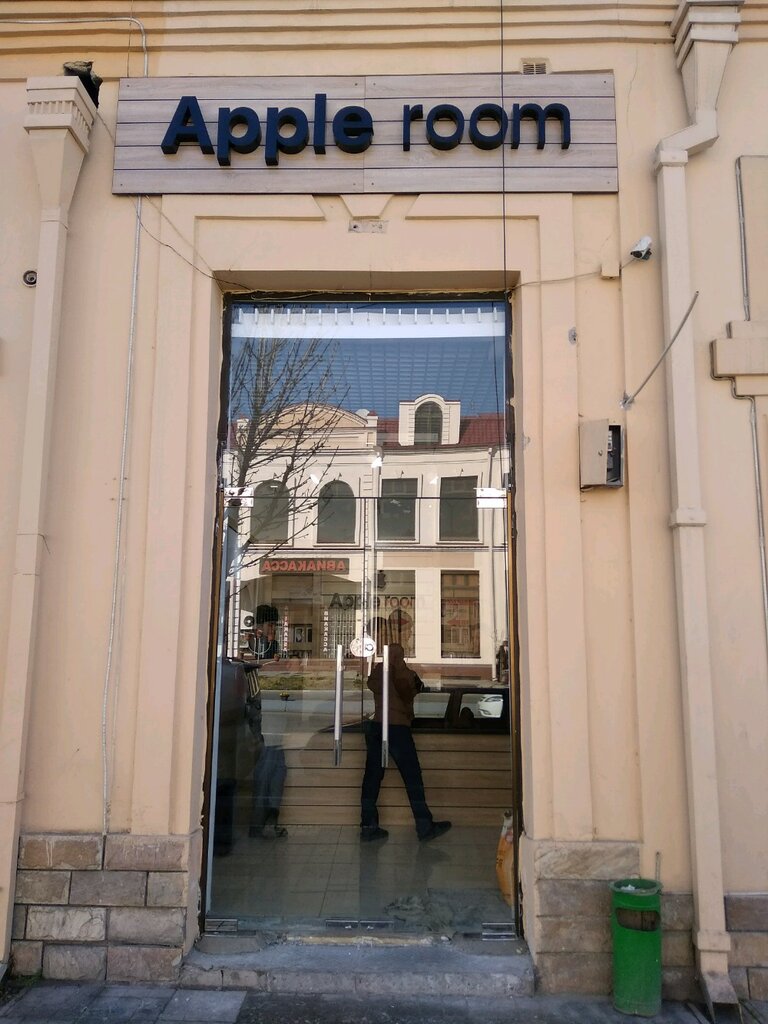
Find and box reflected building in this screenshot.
[225,302,510,686]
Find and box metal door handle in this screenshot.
[381,644,390,768]
[333,644,343,766]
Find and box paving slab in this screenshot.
[0,982,101,1020]
[159,990,246,1022]
[236,993,700,1024]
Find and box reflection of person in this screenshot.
[243,663,288,839]
[360,644,451,843]
[213,658,247,856]
[387,609,413,655]
[247,624,280,661]
[367,616,389,656]
[496,640,510,684]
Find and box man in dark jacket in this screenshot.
[360,644,451,843]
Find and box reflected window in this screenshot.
[441,572,480,658]
[251,481,290,543]
[317,481,355,543]
[378,478,417,540]
[414,401,442,445]
[440,476,478,540]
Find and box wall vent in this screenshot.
[521,59,549,75]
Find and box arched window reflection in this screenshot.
[317,481,356,543]
[414,401,442,445]
[251,481,290,543]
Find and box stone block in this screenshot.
[10,940,42,976]
[537,879,611,917]
[108,907,185,945]
[535,841,640,881]
[730,966,750,999]
[105,835,188,872]
[12,904,27,940]
[179,963,223,989]
[662,966,699,1001]
[15,869,70,904]
[726,893,768,932]
[748,967,768,999]
[147,872,188,907]
[70,870,146,907]
[537,916,611,953]
[662,931,694,966]
[19,834,102,870]
[535,952,612,994]
[26,905,106,942]
[221,968,269,990]
[107,944,182,983]
[43,944,107,981]
[729,931,768,967]
[661,893,694,931]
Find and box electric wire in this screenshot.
[621,291,699,408]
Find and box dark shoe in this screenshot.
[419,821,452,842]
[360,826,389,842]
[249,825,287,839]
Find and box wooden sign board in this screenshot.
[113,73,617,195]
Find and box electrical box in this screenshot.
[579,420,625,488]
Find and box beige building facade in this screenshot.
[1,0,767,1005]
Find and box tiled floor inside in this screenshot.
[209,823,513,931]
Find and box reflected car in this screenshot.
[477,693,504,718]
[410,686,510,733]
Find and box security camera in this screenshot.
[630,236,653,260]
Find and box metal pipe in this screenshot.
[381,645,390,768]
[333,644,344,766]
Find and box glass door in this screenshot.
[206,299,517,936]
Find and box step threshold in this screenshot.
[183,934,534,997]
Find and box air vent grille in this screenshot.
[521,59,549,75]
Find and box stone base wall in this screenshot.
[10,832,200,982]
[727,893,768,1000]
[521,837,700,999]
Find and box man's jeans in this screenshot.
[360,721,434,837]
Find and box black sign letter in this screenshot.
[161,95,214,155]
[511,102,571,150]
[264,107,310,166]
[333,106,374,154]
[313,93,328,154]
[216,106,262,166]
[425,104,464,151]
[402,104,423,152]
[469,103,508,151]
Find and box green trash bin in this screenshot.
[610,878,662,1017]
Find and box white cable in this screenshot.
[101,196,143,837]
[621,291,699,409]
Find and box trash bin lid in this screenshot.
[610,878,662,896]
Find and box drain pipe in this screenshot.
[653,1,743,1017]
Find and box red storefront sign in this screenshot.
[260,557,350,574]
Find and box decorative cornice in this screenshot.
[24,77,95,153]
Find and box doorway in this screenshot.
[204,298,518,936]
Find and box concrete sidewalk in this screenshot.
[1,982,766,1024]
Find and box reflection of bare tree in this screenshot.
[225,335,349,569]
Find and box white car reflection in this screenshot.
[477,693,504,718]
